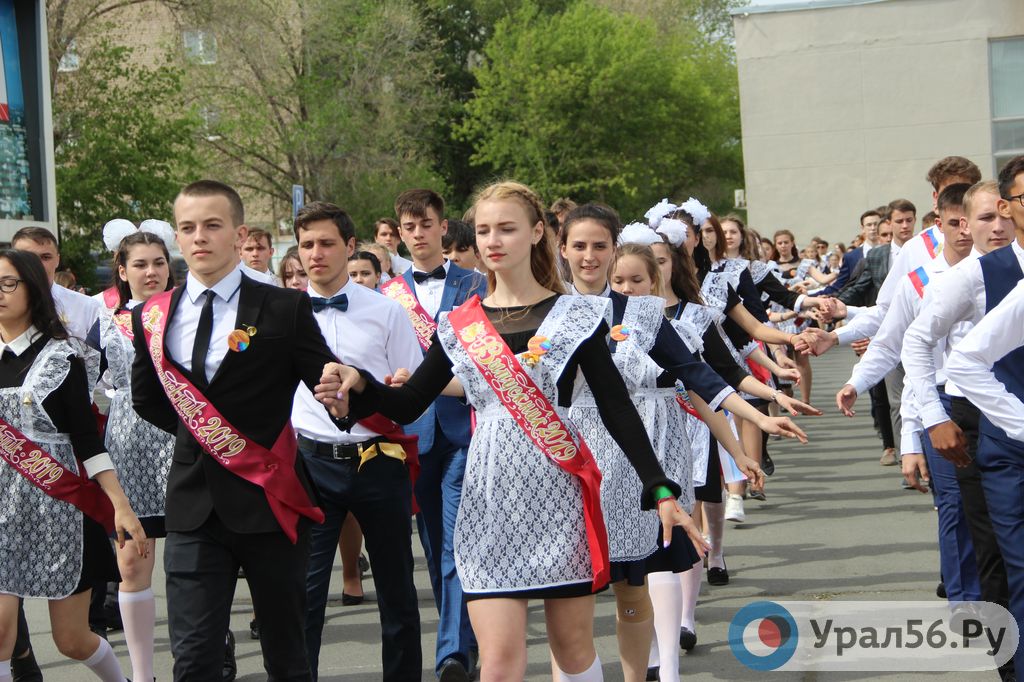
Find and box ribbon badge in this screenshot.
[521,335,552,368]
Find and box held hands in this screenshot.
[850,338,871,357]
[314,362,366,419]
[793,327,836,356]
[658,498,711,558]
[836,384,858,417]
[776,392,823,417]
[734,454,767,491]
[756,415,808,444]
[902,454,930,493]
[927,421,970,467]
[385,368,412,388]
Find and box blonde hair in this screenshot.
[358,242,393,276]
[471,180,565,294]
[963,180,999,218]
[614,243,663,297]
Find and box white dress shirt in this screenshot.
[292,278,423,444]
[945,278,1024,443]
[902,241,1024,430]
[835,228,945,345]
[390,253,413,275]
[240,262,277,285]
[166,264,244,382]
[53,284,102,341]
[411,260,450,319]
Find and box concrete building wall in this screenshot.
[733,0,1024,246]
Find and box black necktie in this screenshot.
[191,290,215,386]
[310,294,349,313]
[412,265,446,284]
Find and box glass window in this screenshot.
[57,39,79,72]
[991,38,1024,173]
[183,29,217,65]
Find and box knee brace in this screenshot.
[612,581,653,623]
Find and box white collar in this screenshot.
[307,276,358,300]
[412,260,450,275]
[185,263,244,304]
[570,281,611,297]
[0,325,41,356]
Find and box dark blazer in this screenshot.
[819,246,865,295]
[400,263,487,452]
[131,275,338,535]
[839,245,892,307]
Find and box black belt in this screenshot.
[298,435,384,461]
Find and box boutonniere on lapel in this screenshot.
[227,325,258,352]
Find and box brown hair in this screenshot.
[703,214,727,261]
[244,227,273,249]
[178,179,245,226]
[111,232,173,308]
[375,218,399,238]
[772,229,799,262]
[720,213,759,261]
[926,156,982,192]
[471,180,565,295]
[655,239,703,305]
[559,203,621,247]
[550,198,577,215]
[11,226,58,249]
[277,245,304,282]
[394,189,446,222]
[614,243,663,296]
[294,201,356,243]
[887,198,917,216]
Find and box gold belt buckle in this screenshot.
[357,441,407,471]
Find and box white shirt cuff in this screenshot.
[850,374,871,397]
[793,294,806,311]
[920,401,952,430]
[83,453,115,478]
[708,386,735,412]
[900,430,923,456]
[834,324,858,346]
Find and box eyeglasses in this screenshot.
[1009,192,1024,208]
[0,278,23,294]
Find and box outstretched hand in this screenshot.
[776,392,823,417]
[757,415,808,444]
[794,327,836,356]
[836,384,858,417]
[658,499,711,558]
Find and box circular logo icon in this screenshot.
[729,601,799,671]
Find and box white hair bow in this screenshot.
[644,199,677,229]
[678,197,710,228]
[102,218,176,253]
[618,222,663,247]
[656,219,688,247]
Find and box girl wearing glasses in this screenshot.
[0,249,146,682]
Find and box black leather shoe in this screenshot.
[936,581,947,599]
[708,563,729,586]
[646,665,660,681]
[11,648,43,682]
[223,630,237,682]
[679,626,697,651]
[341,592,364,606]
[249,617,260,640]
[439,658,470,682]
[761,451,775,476]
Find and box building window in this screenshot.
[991,38,1024,173]
[200,105,221,141]
[57,39,79,72]
[183,29,217,64]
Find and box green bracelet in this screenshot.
[653,485,674,502]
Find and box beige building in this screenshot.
[732,0,1024,246]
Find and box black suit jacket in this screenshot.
[131,275,337,535]
[839,245,892,307]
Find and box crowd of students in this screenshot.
[0,151,1022,682]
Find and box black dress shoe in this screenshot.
[11,648,43,682]
[341,592,364,606]
[439,658,470,682]
[708,563,729,586]
[249,617,260,640]
[223,630,237,682]
[646,665,660,681]
[679,626,697,651]
[748,489,767,502]
[936,581,947,599]
[761,451,775,476]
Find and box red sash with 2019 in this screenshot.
[449,296,610,590]
[140,291,324,542]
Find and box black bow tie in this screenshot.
[413,265,446,284]
[310,294,349,313]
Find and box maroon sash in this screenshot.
[448,296,610,590]
[0,418,114,533]
[381,277,437,351]
[140,290,324,542]
[358,413,421,513]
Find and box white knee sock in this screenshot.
[558,654,603,681]
[648,571,681,682]
[705,501,726,570]
[0,659,12,682]
[119,588,155,682]
[83,638,127,682]
[679,559,703,631]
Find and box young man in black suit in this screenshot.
[131,180,338,681]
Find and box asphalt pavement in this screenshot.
[24,350,990,680]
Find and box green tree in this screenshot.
[186,0,446,233]
[54,40,200,288]
[457,0,743,218]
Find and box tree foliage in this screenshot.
[185,0,446,232]
[53,40,200,287]
[457,0,742,218]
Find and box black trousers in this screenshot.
[950,397,1010,610]
[302,445,421,682]
[869,379,895,450]
[164,514,312,682]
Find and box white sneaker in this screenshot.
[725,493,746,523]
